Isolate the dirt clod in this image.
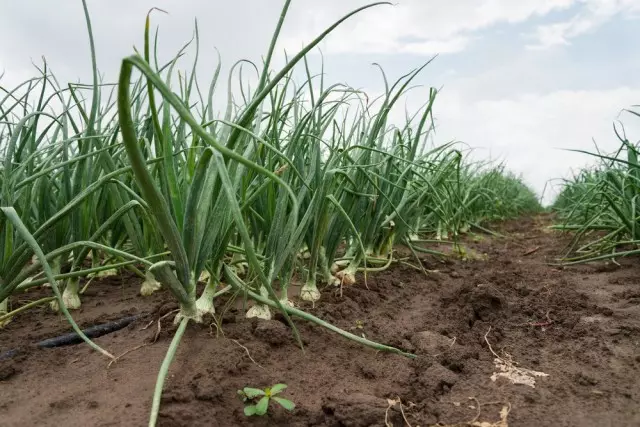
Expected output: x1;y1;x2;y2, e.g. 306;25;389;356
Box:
0;365;17;381
321;393;391;426
416;362;459;398
252;319;290;346
468;284;509;321
411;330;454;355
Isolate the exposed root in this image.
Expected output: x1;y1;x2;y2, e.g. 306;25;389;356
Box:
231;339;264;369
484;327;549;388
141;319;155;330
434;399;511;427
515;310;554;329
107;343;149;369
208;319;223;338
151;309;180;343
385;396;413;426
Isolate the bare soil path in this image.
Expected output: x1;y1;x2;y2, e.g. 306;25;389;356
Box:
1;214;639;426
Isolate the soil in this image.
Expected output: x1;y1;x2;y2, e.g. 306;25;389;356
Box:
1;214;640;427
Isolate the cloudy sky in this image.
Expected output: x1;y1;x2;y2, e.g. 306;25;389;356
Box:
2;0;640;204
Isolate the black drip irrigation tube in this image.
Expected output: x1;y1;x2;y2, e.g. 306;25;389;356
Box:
0;314;140;361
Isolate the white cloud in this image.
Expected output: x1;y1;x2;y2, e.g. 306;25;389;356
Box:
278;0;579;55
527;0;640;49
279;0;640;56
396;36;472;55
422;87;640;204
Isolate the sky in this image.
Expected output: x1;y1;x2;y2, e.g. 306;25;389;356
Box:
2;0;640;204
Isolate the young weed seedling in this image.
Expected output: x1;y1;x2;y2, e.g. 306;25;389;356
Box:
238;383;295;416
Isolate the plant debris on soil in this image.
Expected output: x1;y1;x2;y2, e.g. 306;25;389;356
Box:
1;214;639;426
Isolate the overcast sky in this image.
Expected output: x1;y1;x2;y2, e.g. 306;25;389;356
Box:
2;0;640;204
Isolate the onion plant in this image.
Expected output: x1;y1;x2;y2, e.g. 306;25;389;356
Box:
553;107;640;263
112;2;434;425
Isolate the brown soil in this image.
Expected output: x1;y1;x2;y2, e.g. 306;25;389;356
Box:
1;214;640;427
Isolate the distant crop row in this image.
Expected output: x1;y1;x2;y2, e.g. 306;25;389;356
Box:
552;106;640;264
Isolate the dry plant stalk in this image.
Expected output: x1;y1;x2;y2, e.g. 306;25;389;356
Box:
385;397;414;426
431;399;511;427
484;327;548;388
384;396;510;427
